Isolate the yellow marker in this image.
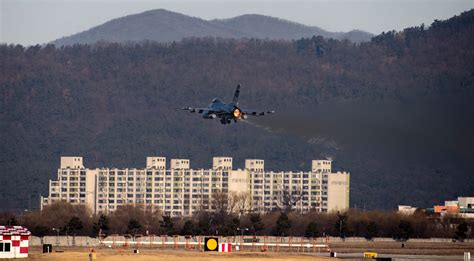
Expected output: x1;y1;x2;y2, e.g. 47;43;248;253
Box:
363;252;378;258
206;238;218;251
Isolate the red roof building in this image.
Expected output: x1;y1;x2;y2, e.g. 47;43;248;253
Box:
0;226;31;259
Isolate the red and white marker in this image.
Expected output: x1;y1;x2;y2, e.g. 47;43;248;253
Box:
218;243;232;252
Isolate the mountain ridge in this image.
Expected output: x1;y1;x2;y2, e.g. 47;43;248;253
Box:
52;9;373;46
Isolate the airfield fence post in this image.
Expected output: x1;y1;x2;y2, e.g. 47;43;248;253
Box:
325;236;330;252
252;236;255;252
262;236;265;252
300;237;304;252
239;235;243;251
162;235;165;249
173;236;178;249
112;235;116;249
124;236;128;248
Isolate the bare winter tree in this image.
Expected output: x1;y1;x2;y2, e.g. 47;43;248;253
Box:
228;191;250;214
275;187;304;213
211;190;228;214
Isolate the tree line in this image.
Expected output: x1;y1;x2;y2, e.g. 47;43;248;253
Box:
0;202;472;241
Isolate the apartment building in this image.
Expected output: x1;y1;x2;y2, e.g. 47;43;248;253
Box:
41;156;350;216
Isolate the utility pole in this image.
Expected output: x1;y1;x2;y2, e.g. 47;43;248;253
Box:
339;219;342;238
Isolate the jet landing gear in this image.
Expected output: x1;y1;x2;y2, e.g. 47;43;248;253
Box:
220;118;232;125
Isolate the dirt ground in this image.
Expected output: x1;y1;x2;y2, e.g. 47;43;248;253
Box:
329;241;474;255
24;241;474;261
27;249;333;261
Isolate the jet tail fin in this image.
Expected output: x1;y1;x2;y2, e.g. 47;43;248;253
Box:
232;84;241;105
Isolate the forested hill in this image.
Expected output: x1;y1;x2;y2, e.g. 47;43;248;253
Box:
51;9;373;46
1;10;473;212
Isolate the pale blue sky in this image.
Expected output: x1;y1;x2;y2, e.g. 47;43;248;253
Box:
1;0;473;46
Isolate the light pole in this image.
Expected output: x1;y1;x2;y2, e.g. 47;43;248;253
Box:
236;227;249;237
52;228;60;246
339;220;342;237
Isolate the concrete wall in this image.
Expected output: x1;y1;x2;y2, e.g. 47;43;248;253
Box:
28;236;472;247
146;157;166;169
212;157;233;170
327;172;350;212
312;160;332;173
170;159;190;169
459;197;474;208
245;159;264;172
229;170;248;194
60;157;84;169
30;236;100;247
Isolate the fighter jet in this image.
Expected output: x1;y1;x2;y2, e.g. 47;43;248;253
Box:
182;84;275;124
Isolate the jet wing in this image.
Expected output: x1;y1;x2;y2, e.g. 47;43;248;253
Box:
182;107;212;114
182;107;230;116
242;109;275;116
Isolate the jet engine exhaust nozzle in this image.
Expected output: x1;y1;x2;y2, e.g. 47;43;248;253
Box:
232;107;242;119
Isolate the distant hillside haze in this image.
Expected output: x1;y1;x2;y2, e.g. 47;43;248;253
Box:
210;14;338;40
51;9;373;46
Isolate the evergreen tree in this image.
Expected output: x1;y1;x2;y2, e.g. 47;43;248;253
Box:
127;219;142;235
195;214;211;235
274;212;292;236
334;212;348;239
65;216;83;246
395;220;414;241
180;220;195;236
249;213;265;235
66;216;83;235
31;226;49;244
365;221;378;241
454;222;469;241
304;222;319;238
92;214;110;236
7;217;18;226
160;215;174;235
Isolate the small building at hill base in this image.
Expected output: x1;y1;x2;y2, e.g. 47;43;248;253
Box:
0;226;31;259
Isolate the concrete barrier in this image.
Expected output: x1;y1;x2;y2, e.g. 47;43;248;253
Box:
30;236;100;247
28;236;471;247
